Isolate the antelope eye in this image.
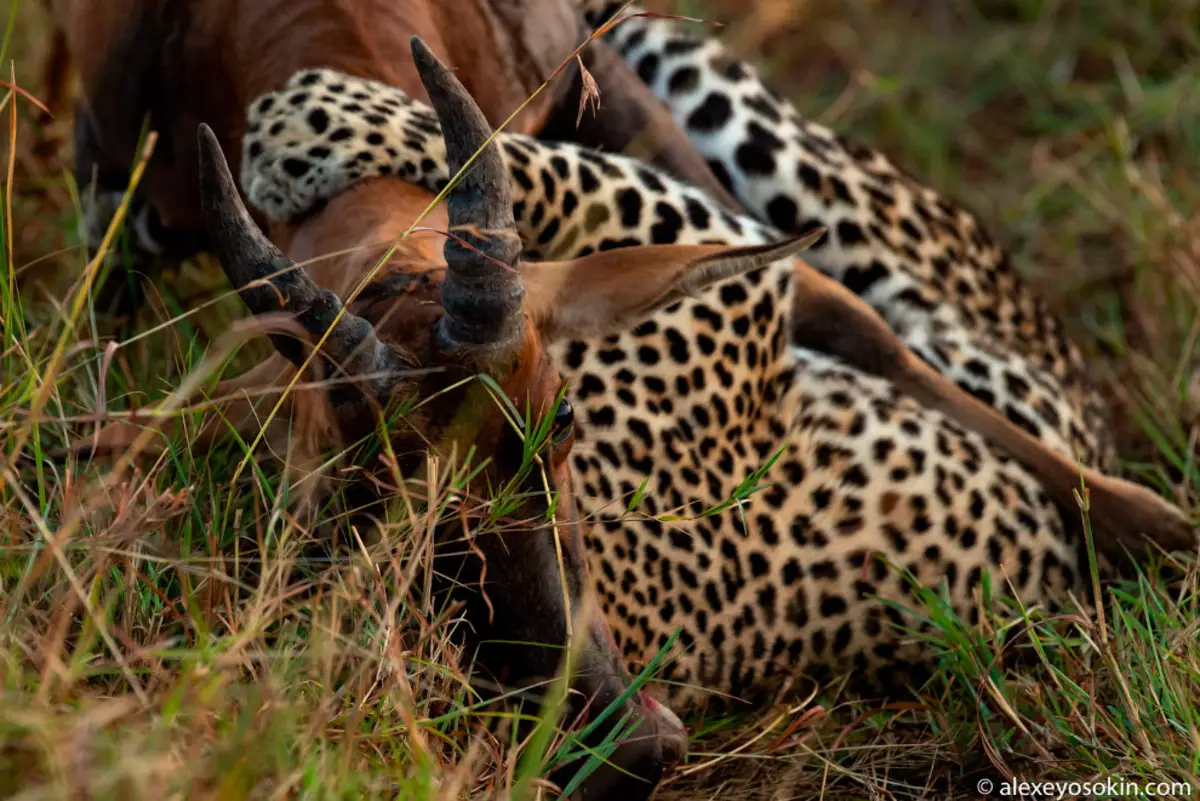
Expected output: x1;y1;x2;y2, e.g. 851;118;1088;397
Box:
554;398;575;433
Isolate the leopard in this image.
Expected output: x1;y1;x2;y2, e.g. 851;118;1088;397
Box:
238;67;1113;712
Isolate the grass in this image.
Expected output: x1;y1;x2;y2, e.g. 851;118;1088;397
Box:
3;0;1200;798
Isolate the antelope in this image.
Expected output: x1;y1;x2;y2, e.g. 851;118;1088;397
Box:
42;0;779;797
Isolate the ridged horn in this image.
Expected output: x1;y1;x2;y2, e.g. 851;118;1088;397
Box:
197;123;402;390
410;36;524;355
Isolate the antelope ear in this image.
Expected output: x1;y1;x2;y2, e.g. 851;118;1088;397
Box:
524;231;823;342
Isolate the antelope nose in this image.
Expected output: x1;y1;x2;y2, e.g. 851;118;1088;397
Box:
643;693;688;767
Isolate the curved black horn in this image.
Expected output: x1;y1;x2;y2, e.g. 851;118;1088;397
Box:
411;37;524;356
197;123;402;389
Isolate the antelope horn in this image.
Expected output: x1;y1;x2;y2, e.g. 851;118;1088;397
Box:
410;36;524;357
196;123;402;392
